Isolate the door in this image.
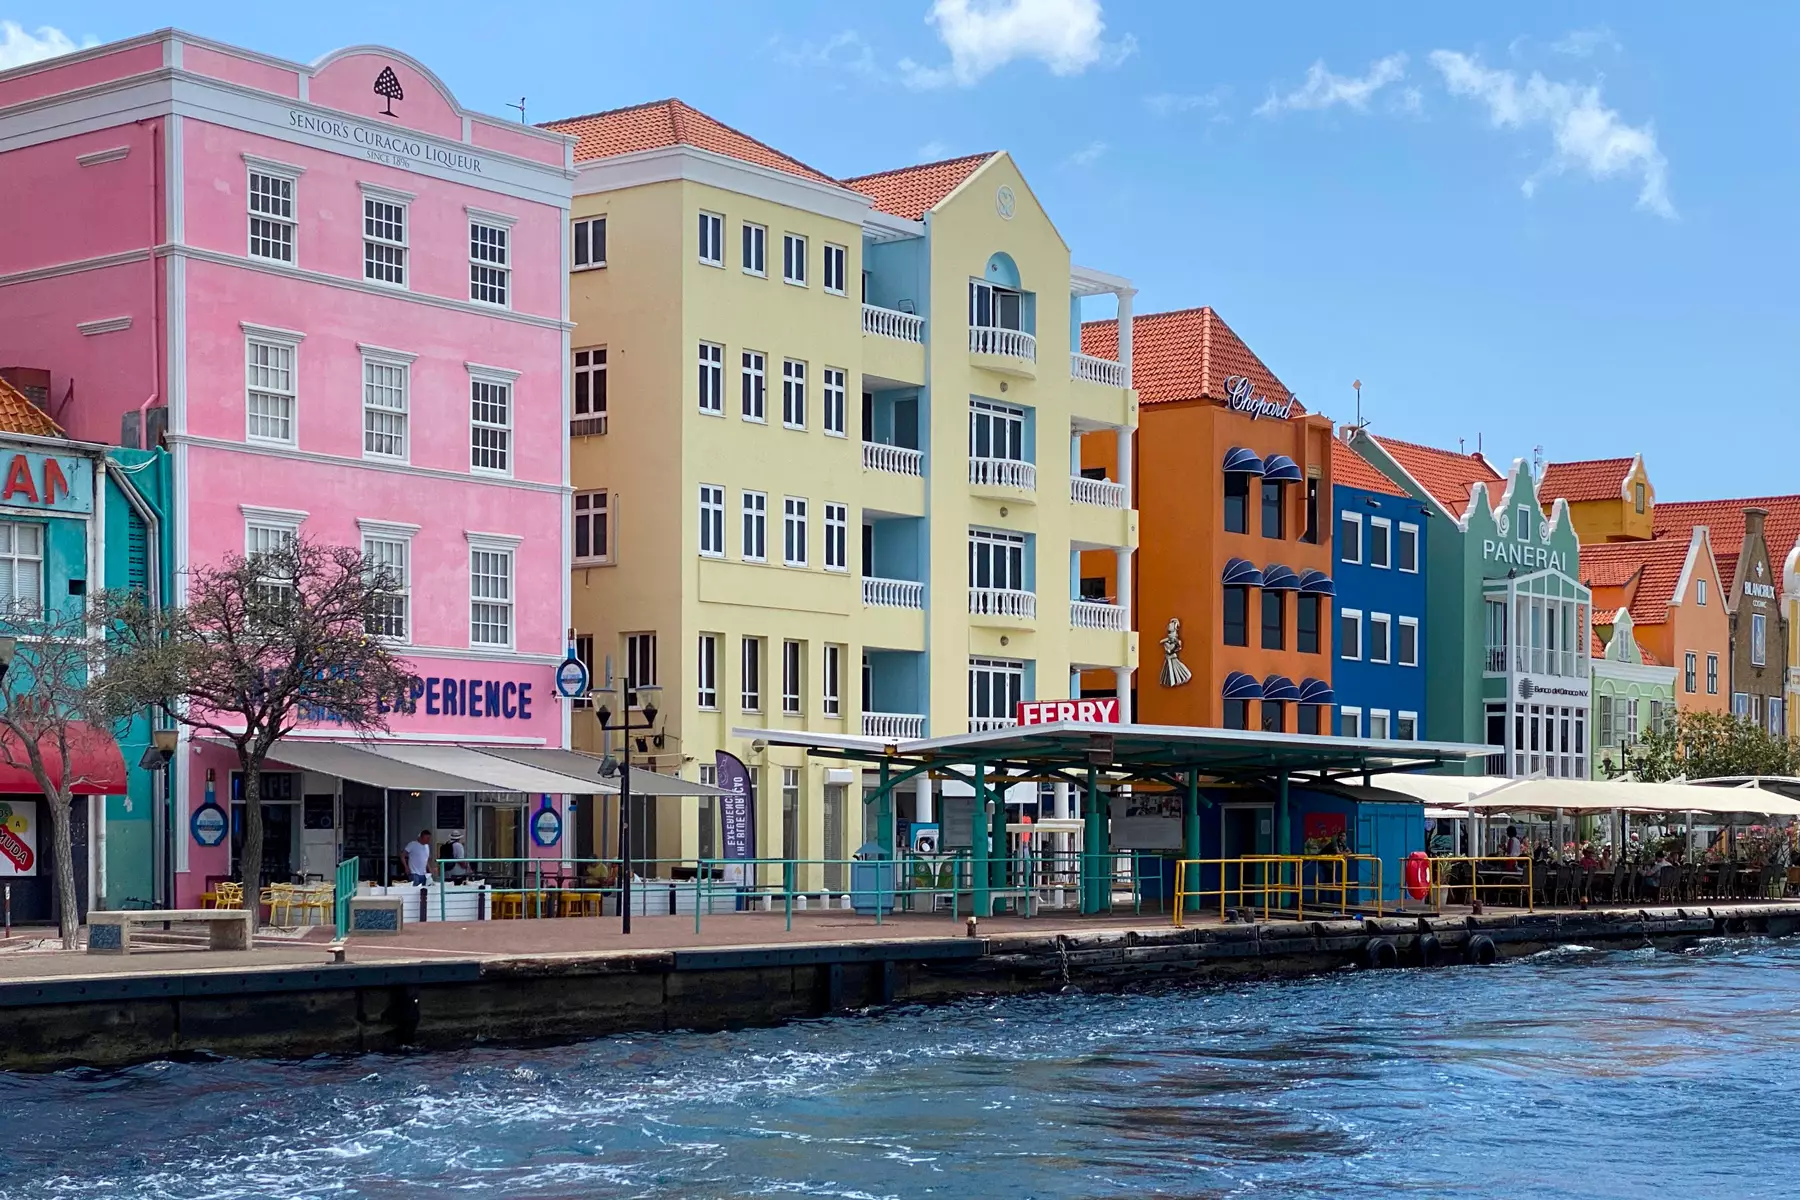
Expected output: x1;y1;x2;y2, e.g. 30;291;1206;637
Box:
1222;804;1274;907
300;794;336;881
231;803;294;883
340;783;385;880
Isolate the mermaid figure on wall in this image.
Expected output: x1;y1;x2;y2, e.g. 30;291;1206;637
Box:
1159;618;1192;688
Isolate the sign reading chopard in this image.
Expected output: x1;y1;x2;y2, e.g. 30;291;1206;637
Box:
286;110;487;175
1222;375;1294;421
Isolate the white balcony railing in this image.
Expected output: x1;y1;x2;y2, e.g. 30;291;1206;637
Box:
969;456;1036;490
569;414;608;437
1070;352;1126;388
863;303;925;343
970;587;1036;619
864;711;926;740
863;441;924;476
1070;599;1128;631
970;326;1036;361
863;577;925;609
969;716;1018;733
1070;475;1128;508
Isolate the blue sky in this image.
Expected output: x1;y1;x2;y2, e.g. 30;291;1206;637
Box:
7;1;1795;499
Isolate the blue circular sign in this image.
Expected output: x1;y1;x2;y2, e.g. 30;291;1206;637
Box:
191;801;228;847
530;800;562;848
554;653;590;700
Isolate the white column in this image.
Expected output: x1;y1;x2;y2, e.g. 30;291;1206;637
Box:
1070;428;1082;479
1114;545;1132;625
1115;419;1133;496
1053;781;1072;820
915;773;933;824
1114;665;1131;723
1116;287;1136;387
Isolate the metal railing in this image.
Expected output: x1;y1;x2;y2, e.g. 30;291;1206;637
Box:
863;303;925;343
968;716;1018;732
1070;475;1129;508
1423;856;1536;914
969;456;1036;490
1070;351;1125;387
1173;854;1386;926
334;856;359;939
569;414;608;437
1484;646;1507;673
863;711;925;739
862;576;924;609
969;586;1036;619
1070;598;1128;631
863;441;925;476
970;326;1036;361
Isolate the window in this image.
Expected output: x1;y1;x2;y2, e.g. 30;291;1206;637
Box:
695;342;723;415
782;767;800;861
1398;617;1418;667
1368;710;1390;740
1224;474;1249;534
1261;590;1285;651
782;640;802;714
1339;608;1362;660
1485;598;1509;672
1302;478;1320;544
1260;701;1285;733
1707;653;1719;694
363;533;409;640
1261;481;1285;540
0;523;44;614
469;219;510;306
1752;612;1768;666
1339;512;1362;563
575;347;608;420
625;632;657;706
822;367;847;437
1223;586;1249;647
697;633;719;709
698;211;723;266
1771;697;1787;738
969;657;1024;724
699;485;725;557
742;637;763;711
1734;692;1751;719
1685;651;1698;693
362;191;407;286
573;491;610;564
1297;594;1321;654
245;517;299;613
1340;708;1362;738
361;349;410;460
783;233;806;284
247;167;295;262
969;280;1023;332
469;372;512;474
1634;481;1646;514
1369;613;1391;664
1368;517;1391;569
782;359;806;428
823;243;847;294
969;529;1027;592
245;332;298;445
1397;713;1418;741
468;540;514;647
1697;578;1707;605
783;497;808;566
573;635;595;708
1223;699;1250;730
741;351;766;421
742;222;766;275
823;502;847;571
823;644;842;717
1398;522;1419;573
1516;505;1532;541
572;216;606;269
1297;705;1321;735
741;491;767;562
969;399;1026;461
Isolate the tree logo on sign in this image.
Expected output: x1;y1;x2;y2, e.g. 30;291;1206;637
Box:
373;66;405;118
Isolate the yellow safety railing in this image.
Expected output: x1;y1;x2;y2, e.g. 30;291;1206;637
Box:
1172;855;1386;927
1422;856;1535;913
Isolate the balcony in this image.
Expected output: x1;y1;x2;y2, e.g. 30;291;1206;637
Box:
1070;352;1125;388
1071;599;1128;631
970;587;1036;620
863;303;924;343
969;456;1036;491
864;441;924;477
1070;475;1128;508
864;711;926;740
863;577;924;609
969;716;1018;733
569;414;608;437
969;326;1036;378
1485;646;1506;673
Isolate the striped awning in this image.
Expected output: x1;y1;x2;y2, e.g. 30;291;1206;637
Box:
1222;446;1266;474
1298;568;1336;596
1297;677;1335;705
1221;557;1264;587
1261;453;1304;482
1261;674;1302;702
1221;671;1264;700
1261;563;1301;591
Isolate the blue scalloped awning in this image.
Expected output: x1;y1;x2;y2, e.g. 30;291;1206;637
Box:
1221;671;1264;700
1297;568;1336;596
1261;453;1303;483
1221;557;1264;588
1261;563;1301;591
1261;674;1302;702
1222;446;1266;474
1297;677;1335;705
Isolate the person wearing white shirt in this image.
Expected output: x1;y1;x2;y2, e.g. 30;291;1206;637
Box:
403;829;432;885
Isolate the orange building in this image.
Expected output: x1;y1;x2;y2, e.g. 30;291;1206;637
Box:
1084;307;1335;731
1577;531;1728;714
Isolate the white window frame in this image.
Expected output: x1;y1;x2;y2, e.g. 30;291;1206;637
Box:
1396;712;1418;741
360;183;412;288
1368;709;1391;740
572;215;606;270
696;633;719;710
242;322;303;447
782;639;803;715
783;232;807;286
1369;613;1392;664
1398;616;1419;668
699;484;726;557
822;367;847;437
466;532;520;649
1339;511;1363;564
969;656;1026;723
742;222;766;276
1516;505;1532;541
1398;522;1420;574
698;210;724;267
1697;578;1707;605
1339;607;1363;661
467;363;518;477
358;342;414;462
823;501;848;572
823;242;847;295
625;631;658;704
741;490;767;563
467;207;515;308
574;346;607;421
783;496;809;567
741;351;766;422
0;521;45;616
1339;706;1363;738
697;342;724;415
1368;516;1392;570
782;359;806;429
1752;612;1768;667
823;643;842;717
244;155;301;264
358;518;418;644
573;490;611;565
741;636;763;712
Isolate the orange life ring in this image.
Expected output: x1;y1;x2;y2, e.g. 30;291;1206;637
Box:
1405;851;1432;900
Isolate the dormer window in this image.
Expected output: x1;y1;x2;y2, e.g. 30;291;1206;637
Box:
1634;482;1646;514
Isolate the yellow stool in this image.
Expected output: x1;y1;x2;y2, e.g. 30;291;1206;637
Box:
492;891;523;919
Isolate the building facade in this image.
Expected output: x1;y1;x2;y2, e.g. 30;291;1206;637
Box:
1541;455;1654;545
1329;436;1428;740
1590;609;1676;777
0;32;576;904
545;103;1136;869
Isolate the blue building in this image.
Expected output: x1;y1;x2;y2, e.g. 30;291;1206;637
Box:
1329;438;1429;740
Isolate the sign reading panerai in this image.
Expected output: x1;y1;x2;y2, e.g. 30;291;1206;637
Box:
1222;375;1294;421
1017;698;1122;725
1482;538;1569;574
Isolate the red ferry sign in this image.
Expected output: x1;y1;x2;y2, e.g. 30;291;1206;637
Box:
1016;698;1122;726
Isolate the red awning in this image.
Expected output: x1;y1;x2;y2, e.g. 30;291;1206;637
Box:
0;723;128;795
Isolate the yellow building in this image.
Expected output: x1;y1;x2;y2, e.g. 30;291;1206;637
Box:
543;101;1138;876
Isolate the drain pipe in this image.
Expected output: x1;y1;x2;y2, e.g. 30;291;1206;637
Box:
135;118;162;447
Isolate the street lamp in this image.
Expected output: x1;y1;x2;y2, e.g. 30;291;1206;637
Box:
139;724;180;906
594;684;660;935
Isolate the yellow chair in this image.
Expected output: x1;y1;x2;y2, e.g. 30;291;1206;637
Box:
214;882;245;910
492;891;523;919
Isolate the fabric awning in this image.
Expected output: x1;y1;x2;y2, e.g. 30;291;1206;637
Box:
1222;446;1266;474
1261;453;1304;482
0;723;126;795
1261;674;1302;702
1221;557;1264;587
363;743;616;796
1261;563;1300;591
1221;671;1264;700
1296;677;1335;705
477;746;730;796
1370;773;1800;817
1298;568;1335;596
257;739;500;793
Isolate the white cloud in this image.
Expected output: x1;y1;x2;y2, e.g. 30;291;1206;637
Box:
901;0;1134;89
1064;139;1107;166
1255;53;1409;116
1552;27;1620;57
1143;87;1228;119
0;21;92;69
1430;50;1673;218
916;139;951;161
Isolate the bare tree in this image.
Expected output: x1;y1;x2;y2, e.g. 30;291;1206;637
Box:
0;595;150;948
108;537;414;930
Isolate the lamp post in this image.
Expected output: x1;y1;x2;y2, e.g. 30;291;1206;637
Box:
140;725;179;906
594;684;660;935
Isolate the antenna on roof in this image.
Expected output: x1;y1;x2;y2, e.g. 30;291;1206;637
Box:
1352;379;1363;432
1477;432;1483;456
507;97;527;124
1532;444;1544;478
1459;438;1466;455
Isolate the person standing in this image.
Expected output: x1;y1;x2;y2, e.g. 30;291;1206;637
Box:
447;831;470;882
405;829;433;886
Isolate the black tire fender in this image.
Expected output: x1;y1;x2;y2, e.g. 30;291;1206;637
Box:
1417;932;1443;967
1467;933;1499;966
1364;937;1399;969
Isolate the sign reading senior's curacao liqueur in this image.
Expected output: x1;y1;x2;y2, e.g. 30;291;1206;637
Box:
0;449;93;514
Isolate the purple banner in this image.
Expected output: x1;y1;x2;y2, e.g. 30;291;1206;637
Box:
716;750;755;863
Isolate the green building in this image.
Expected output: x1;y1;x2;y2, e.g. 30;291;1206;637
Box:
1349;433;1592;777
1591;608;1676;777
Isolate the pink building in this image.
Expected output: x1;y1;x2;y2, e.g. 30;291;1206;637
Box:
0;30;582;903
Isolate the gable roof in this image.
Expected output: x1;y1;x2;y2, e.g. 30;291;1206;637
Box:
842;152;996;221
1540;457;1637;504
1654;496;1800;593
1579;536;1695;627
1081;306;1305;413
1331;436;1405;497
1362;435;1503;516
542;98;837;184
0;377;60;438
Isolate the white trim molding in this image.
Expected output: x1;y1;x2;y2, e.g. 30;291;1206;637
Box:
76;145;130;167
465;361;523;383
356;341;419;365
358;181;417;205
240;320;305;344
357;517;422;539
77;316;132;336
465;530;525;549
240;503;308;525
242;151;304;178
465;204;518;228
167;433;571;495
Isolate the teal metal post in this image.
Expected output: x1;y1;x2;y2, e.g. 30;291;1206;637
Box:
972;763;991;917
1277;770;1292;909
1082;767;1101;913
1183;770;1201;913
990;771;1008;895
877;761;895;857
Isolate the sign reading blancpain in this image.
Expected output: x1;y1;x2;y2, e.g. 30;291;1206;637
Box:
286;110;487;175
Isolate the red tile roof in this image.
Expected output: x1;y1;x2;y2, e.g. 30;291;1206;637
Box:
1364;435;1503;516
541;99;837;184
1579;537;1696;628
1540;457;1636;504
1081;307;1305;414
0;378;59;438
842;152;996;221
1331;437;1406;497
1654;497;1800;592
